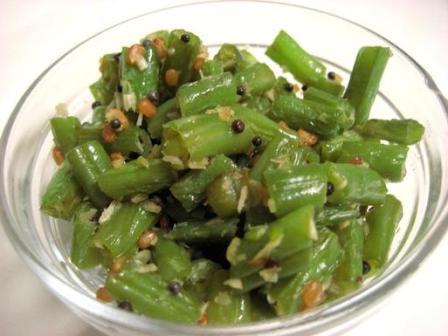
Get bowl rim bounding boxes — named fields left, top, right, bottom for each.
left=1, top=0, right=448, bottom=334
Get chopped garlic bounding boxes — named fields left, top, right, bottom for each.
left=134, top=249, right=151, bottom=264
left=55, top=103, right=68, bottom=116
left=218, top=106, right=235, bottom=122
left=136, top=263, right=158, bottom=273
left=309, top=218, right=318, bottom=241
left=224, top=278, right=243, bottom=290
left=264, top=88, right=275, bottom=101
left=259, top=268, right=280, bottom=283
left=130, top=193, right=148, bottom=204
left=99, top=201, right=121, bottom=224
left=136, top=55, right=148, bottom=71
left=267, top=198, right=277, bottom=213
left=123, top=92, right=136, bottom=111
left=163, top=155, right=185, bottom=170
left=187, top=157, right=209, bottom=169
left=214, top=292, right=231, bottom=305
left=136, top=156, right=149, bottom=168
left=338, top=220, right=351, bottom=230
left=80, top=208, right=98, bottom=223
left=237, top=185, right=248, bottom=214
left=167, top=47, right=175, bottom=56
left=226, top=238, right=241, bottom=265
left=136, top=112, right=144, bottom=127
left=244, top=225, right=267, bottom=241
left=142, top=200, right=162, bottom=214
left=249, top=236, right=283, bottom=267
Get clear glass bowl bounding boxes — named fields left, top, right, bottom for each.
left=1, top=1, right=448, bottom=335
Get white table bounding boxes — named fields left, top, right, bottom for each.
left=1, top=1, right=447, bottom=335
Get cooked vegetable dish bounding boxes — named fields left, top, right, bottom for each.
left=41, top=29, right=424, bottom=324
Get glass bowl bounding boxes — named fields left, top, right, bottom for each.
left=1, top=1, right=448, bottom=335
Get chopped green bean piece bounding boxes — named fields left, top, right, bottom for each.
left=98, top=159, right=177, bottom=200
left=70, top=202, right=102, bottom=269
left=66, top=141, right=112, bottom=208
left=356, top=118, right=424, bottom=145
left=166, top=217, right=239, bottom=244
left=106, top=269, right=201, bottom=323
left=50, top=116, right=81, bottom=153
left=344, top=46, right=392, bottom=124
left=93, top=202, right=157, bottom=258
left=364, top=194, right=403, bottom=267
left=154, top=237, right=192, bottom=282
left=41, top=162, right=84, bottom=220
left=177, top=72, right=238, bottom=116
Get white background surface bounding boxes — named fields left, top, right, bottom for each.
left=0, top=0, right=447, bottom=335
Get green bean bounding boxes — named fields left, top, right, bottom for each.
left=316, top=205, right=360, bottom=226
left=41, top=162, right=84, bottom=220
left=344, top=46, right=392, bottom=124
left=66, top=141, right=112, bottom=208
left=162, top=104, right=286, bottom=167
left=106, top=269, right=201, bottom=323
left=266, top=30, right=325, bottom=85
left=236, top=49, right=258, bottom=72
left=319, top=130, right=363, bottom=162
left=154, top=237, right=192, bottom=282
left=250, top=135, right=319, bottom=182
left=325, top=162, right=387, bottom=206
left=162, top=29, right=201, bottom=88
left=265, top=30, right=344, bottom=95
left=89, top=54, right=119, bottom=105
left=271, top=94, right=354, bottom=137
left=303, top=86, right=351, bottom=109
left=264, top=164, right=327, bottom=216
left=119, top=43, right=159, bottom=111
left=356, top=118, right=424, bottom=145
left=93, top=202, right=156, bottom=258
left=70, top=202, right=102, bottom=269
left=166, top=217, right=239, bottom=244
left=312, top=77, right=345, bottom=97
left=303, top=86, right=340, bottom=105
left=213, top=43, right=242, bottom=73
left=206, top=170, right=244, bottom=218
left=202, top=59, right=224, bottom=77
left=228, top=205, right=317, bottom=279
left=170, top=154, right=236, bottom=211
left=364, top=194, right=403, bottom=267
left=98, top=158, right=177, bottom=200
left=109, top=126, right=152, bottom=156
left=177, top=72, right=238, bottom=117
left=146, top=98, right=178, bottom=139
left=337, top=141, right=408, bottom=181
left=334, top=219, right=364, bottom=282
left=267, top=229, right=342, bottom=315
left=50, top=116, right=81, bottom=153
left=206, top=270, right=252, bottom=324
left=234, top=63, right=276, bottom=96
